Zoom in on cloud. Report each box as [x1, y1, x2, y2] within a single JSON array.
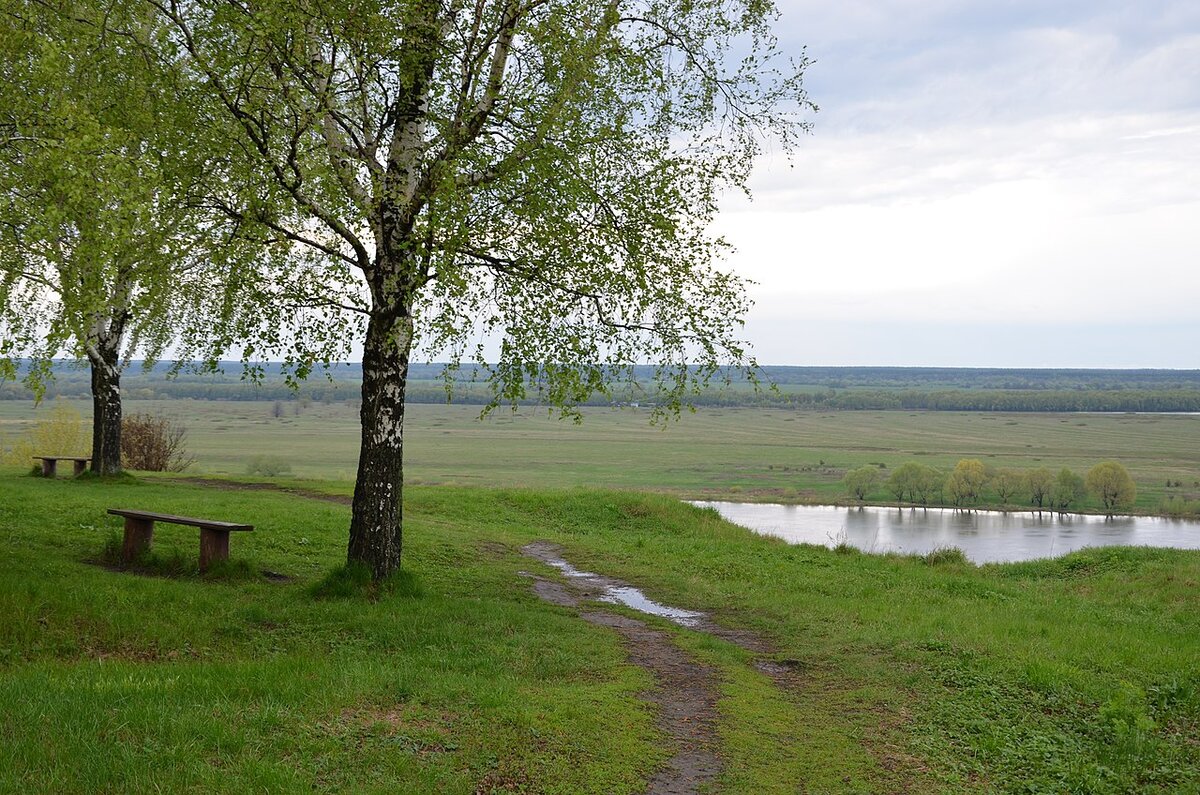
[[703, 2, 1200, 365]]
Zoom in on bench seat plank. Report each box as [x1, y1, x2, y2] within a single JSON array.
[[107, 508, 253, 532]]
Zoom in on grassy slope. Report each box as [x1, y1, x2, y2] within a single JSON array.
[[3, 401, 1199, 511], [2, 472, 1198, 793]]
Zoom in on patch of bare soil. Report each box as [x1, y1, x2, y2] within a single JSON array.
[[162, 477, 352, 505]]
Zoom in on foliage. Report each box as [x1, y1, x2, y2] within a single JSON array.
[[990, 469, 1024, 505], [945, 459, 987, 508], [0, 0, 258, 473], [922, 547, 970, 566], [1087, 461, 1137, 514], [1026, 467, 1055, 509], [1158, 497, 1200, 519], [147, 0, 814, 577], [887, 462, 922, 502], [0, 2, 251, 379], [120, 413, 194, 472], [1052, 468, 1087, 512], [842, 466, 879, 501], [0, 401, 87, 466]]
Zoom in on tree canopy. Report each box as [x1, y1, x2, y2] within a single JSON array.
[[144, 0, 813, 577], [0, 0, 253, 471], [1086, 461, 1136, 515]]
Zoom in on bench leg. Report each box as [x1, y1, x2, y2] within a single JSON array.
[[40, 459, 56, 477], [199, 528, 231, 572], [122, 517, 154, 564], [72, 460, 88, 476]]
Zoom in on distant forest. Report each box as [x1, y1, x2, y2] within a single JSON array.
[[5, 362, 1200, 413]]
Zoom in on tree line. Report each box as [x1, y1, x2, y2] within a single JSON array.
[[843, 459, 1139, 515], [5, 365, 1200, 414]]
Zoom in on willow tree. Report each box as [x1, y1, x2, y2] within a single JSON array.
[[0, 2, 250, 473], [151, 0, 812, 579]]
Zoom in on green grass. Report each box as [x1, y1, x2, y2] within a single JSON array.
[[3, 400, 1199, 513], [2, 472, 1198, 792]]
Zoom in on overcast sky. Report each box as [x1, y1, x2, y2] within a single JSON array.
[[717, 0, 1200, 367]]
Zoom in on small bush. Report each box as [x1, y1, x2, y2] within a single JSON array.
[[923, 546, 970, 566], [121, 413, 194, 472], [246, 455, 293, 477], [1159, 496, 1200, 519], [0, 401, 87, 467]]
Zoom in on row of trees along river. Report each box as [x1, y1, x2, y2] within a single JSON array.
[[843, 460, 1143, 515]]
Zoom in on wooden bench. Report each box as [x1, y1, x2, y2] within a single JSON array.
[[107, 509, 253, 572], [33, 455, 91, 477]]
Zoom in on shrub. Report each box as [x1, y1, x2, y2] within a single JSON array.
[[121, 413, 194, 471], [0, 401, 88, 467], [923, 546, 969, 566]]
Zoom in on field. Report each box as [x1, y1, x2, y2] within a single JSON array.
[[1, 474, 1198, 792], [3, 398, 1200, 791], [2, 399, 1199, 510]]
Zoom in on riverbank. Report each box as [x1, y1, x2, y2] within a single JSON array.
[[683, 491, 1200, 521], [2, 471, 1197, 792], [693, 500, 1200, 564]]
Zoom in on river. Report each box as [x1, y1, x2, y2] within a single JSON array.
[[690, 502, 1200, 563]]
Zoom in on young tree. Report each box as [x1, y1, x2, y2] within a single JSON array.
[[843, 466, 879, 502], [913, 465, 944, 507], [887, 462, 922, 502], [1051, 468, 1086, 513], [1025, 467, 1054, 510], [991, 469, 1023, 507], [151, 0, 813, 578], [1086, 461, 1136, 515], [945, 459, 986, 508], [0, 2, 248, 473]]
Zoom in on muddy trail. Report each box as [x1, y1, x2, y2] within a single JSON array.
[[170, 479, 797, 792], [521, 541, 800, 795]]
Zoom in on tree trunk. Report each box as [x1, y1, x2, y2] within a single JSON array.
[[88, 348, 123, 475], [348, 310, 413, 580]]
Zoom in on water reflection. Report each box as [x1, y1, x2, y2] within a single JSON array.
[[690, 502, 1200, 563]]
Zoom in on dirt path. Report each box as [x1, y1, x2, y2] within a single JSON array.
[[521, 541, 808, 794], [522, 548, 723, 794]]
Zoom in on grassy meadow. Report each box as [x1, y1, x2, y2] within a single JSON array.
[[2, 399, 1200, 790], [2, 399, 1198, 510], [0, 472, 1198, 792]]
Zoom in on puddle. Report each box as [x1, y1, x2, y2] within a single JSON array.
[[523, 542, 704, 627], [598, 586, 704, 627]]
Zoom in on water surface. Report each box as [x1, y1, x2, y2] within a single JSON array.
[[691, 502, 1200, 563]]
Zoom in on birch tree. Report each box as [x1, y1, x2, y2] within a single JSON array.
[[150, 0, 813, 579], [0, 1, 251, 473]]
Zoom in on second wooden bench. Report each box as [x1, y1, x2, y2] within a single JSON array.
[[107, 509, 254, 572], [34, 455, 91, 477]]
